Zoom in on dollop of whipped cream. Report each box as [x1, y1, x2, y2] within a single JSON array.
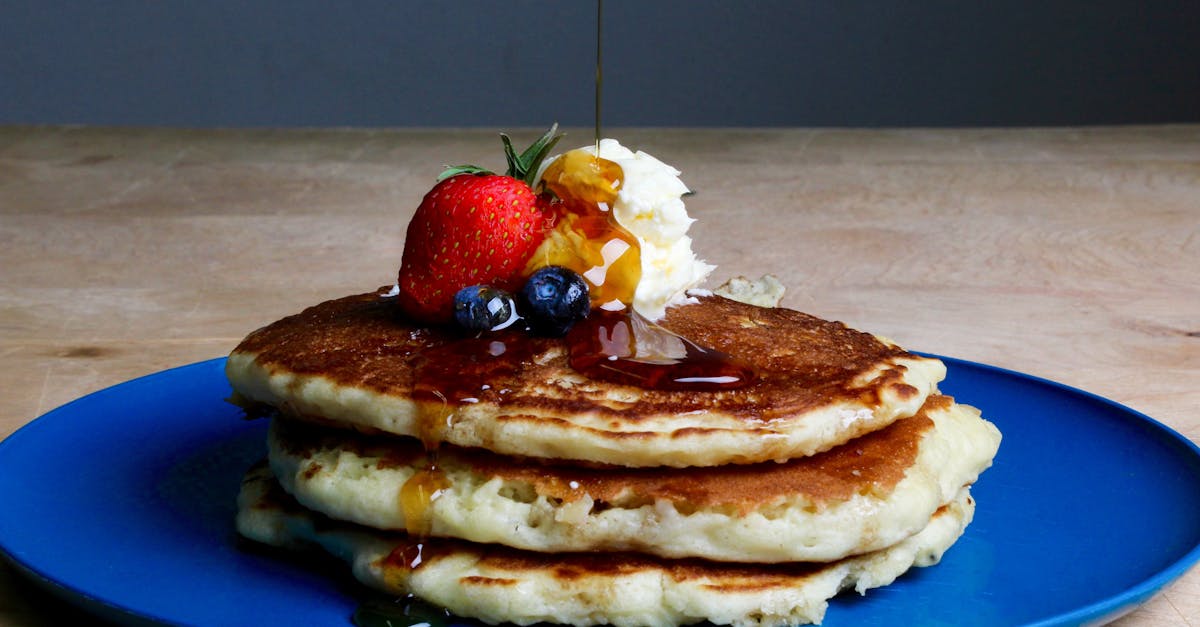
[[537, 139, 714, 321]]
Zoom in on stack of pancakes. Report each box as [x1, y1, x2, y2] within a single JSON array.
[[230, 288, 1000, 626]]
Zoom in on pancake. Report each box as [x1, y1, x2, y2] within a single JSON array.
[[237, 463, 976, 627], [266, 395, 999, 563], [226, 289, 945, 467]]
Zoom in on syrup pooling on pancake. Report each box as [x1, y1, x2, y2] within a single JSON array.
[[566, 309, 756, 391]]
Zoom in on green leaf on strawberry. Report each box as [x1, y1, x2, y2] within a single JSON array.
[[502, 123, 563, 186], [435, 124, 562, 186]]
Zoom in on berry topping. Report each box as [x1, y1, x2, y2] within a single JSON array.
[[396, 125, 563, 324], [520, 266, 590, 336], [453, 285, 520, 332]]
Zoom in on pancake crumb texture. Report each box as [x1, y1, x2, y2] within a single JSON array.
[[268, 397, 999, 563], [237, 464, 976, 627]]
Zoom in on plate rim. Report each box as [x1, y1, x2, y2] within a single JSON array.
[[931, 354, 1200, 626]]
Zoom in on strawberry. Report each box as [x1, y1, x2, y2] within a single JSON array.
[[396, 125, 562, 323]]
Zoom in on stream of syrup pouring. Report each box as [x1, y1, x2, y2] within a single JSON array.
[[366, 3, 751, 623]]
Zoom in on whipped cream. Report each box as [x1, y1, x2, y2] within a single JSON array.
[[538, 139, 714, 321]]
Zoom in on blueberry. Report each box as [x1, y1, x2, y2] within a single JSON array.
[[453, 286, 519, 332], [520, 266, 590, 336]]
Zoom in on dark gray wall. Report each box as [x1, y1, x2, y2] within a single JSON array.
[[2, 1, 1197, 127]]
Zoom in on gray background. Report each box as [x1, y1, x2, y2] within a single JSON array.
[[2, 0, 1197, 128]]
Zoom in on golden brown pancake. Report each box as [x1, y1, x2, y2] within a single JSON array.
[[265, 394, 999, 562], [226, 289, 946, 467], [237, 463, 976, 627]]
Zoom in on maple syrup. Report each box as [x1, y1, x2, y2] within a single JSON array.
[[535, 148, 757, 392], [398, 465, 448, 536], [357, 543, 455, 627], [526, 138, 759, 392], [595, 0, 604, 152], [400, 332, 539, 538], [567, 309, 755, 390], [400, 372, 451, 538], [533, 150, 642, 310]]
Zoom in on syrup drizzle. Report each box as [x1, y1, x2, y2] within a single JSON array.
[[396, 335, 523, 576], [535, 150, 641, 309], [536, 149, 757, 391], [567, 309, 755, 390], [394, 393, 447, 570], [595, 0, 604, 152], [398, 333, 539, 542], [397, 400, 450, 538]]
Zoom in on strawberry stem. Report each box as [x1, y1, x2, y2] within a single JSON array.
[[505, 123, 563, 186], [437, 124, 563, 186]]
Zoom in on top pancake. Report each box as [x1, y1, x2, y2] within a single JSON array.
[[226, 288, 945, 467]]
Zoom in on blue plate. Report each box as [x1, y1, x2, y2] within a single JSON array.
[[1, 357, 1198, 626]]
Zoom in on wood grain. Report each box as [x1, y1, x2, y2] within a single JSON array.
[[1, 125, 1197, 625]]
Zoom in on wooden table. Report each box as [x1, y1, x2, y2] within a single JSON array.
[[1, 126, 1197, 625]]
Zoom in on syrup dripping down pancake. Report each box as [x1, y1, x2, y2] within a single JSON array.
[[265, 395, 999, 563], [227, 290, 946, 467]]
